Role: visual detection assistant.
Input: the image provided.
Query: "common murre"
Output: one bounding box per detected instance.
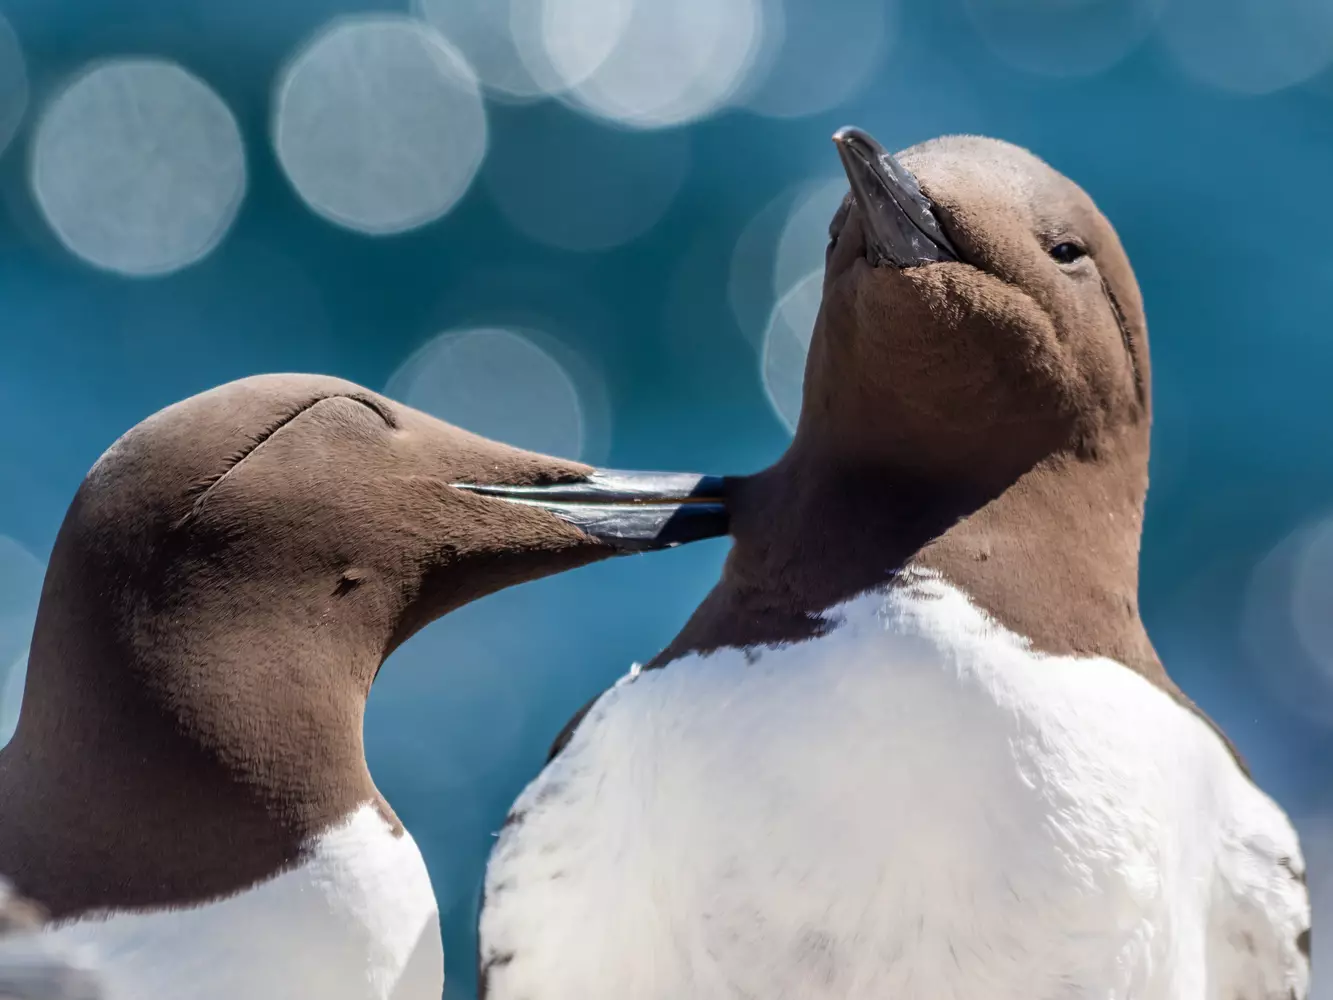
[0,373,728,999]
[476,130,1313,1000]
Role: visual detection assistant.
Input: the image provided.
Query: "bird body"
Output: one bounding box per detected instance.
[483,572,1307,1000]
[476,130,1311,1000]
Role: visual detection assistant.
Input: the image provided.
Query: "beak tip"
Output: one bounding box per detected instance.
[829,124,959,268]
[832,125,880,154]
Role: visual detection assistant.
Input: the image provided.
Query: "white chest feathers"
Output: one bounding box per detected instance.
[481,573,1310,1000]
[41,804,443,1000]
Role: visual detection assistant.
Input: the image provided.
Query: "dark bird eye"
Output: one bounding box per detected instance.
[1049,241,1087,264]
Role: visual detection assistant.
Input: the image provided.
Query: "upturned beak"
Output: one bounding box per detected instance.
[833,126,959,267]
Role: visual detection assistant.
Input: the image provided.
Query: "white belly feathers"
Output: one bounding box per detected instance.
[40,803,443,1000]
[480,571,1307,1000]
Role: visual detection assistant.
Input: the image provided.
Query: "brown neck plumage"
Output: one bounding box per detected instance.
[0,548,384,920]
[650,425,1159,682]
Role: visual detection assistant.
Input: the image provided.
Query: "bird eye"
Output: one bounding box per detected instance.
[1049,241,1087,265]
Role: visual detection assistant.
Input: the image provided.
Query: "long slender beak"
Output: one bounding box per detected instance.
[453,470,728,552]
[832,126,959,268]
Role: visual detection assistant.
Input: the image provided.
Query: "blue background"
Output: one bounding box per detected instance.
[1,0,1331,995]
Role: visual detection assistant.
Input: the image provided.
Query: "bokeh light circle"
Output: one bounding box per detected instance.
[1291,518,1333,681]
[0,536,44,747]
[413,0,622,102]
[1159,0,1333,95]
[511,0,635,100]
[484,111,690,251]
[964,0,1161,78]
[761,268,822,432]
[0,12,28,160]
[0,653,26,747]
[30,59,246,277]
[414,0,548,101]
[773,176,845,297]
[552,0,765,129]
[742,0,895,118]
[1241,518,1333,725]
[274,16,487,235]
[728,184,805,345]
[386,327,589,460]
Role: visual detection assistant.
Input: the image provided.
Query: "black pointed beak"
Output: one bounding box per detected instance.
[832,126,959,268]
[453,471,728,552]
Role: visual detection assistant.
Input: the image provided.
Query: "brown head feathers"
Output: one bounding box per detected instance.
[0,373,726,919]
[652,132,1219,745]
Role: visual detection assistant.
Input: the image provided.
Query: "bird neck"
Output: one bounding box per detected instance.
[0,595,387,920]
[652,429,1161,680]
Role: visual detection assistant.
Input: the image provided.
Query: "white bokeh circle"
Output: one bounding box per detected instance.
[0,536,44,747]
[274,16,488,235]
[518,0,636,100]
[1291,518,1333,681]
[551,0,766,129]
[415,0,550,101]
[386,326,591,460]
[0,652,26,747]
[1241,518,1333,726]
[1159,0,1333,95]
[761,268,822,432]
[31,59,246,276]
[728,184,805,345]
[773,176,846,299]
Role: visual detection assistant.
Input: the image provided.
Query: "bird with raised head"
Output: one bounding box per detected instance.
[476,130,1312,1000]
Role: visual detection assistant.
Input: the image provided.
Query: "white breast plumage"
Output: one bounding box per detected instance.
[40,803,443,1000]
[480,571,1310,1000]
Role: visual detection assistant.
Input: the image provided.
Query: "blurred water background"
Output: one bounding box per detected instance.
[0,0,1331,994]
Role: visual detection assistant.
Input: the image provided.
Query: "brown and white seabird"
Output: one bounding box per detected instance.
[477,130,1313,1000]
[0,373,728,999]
